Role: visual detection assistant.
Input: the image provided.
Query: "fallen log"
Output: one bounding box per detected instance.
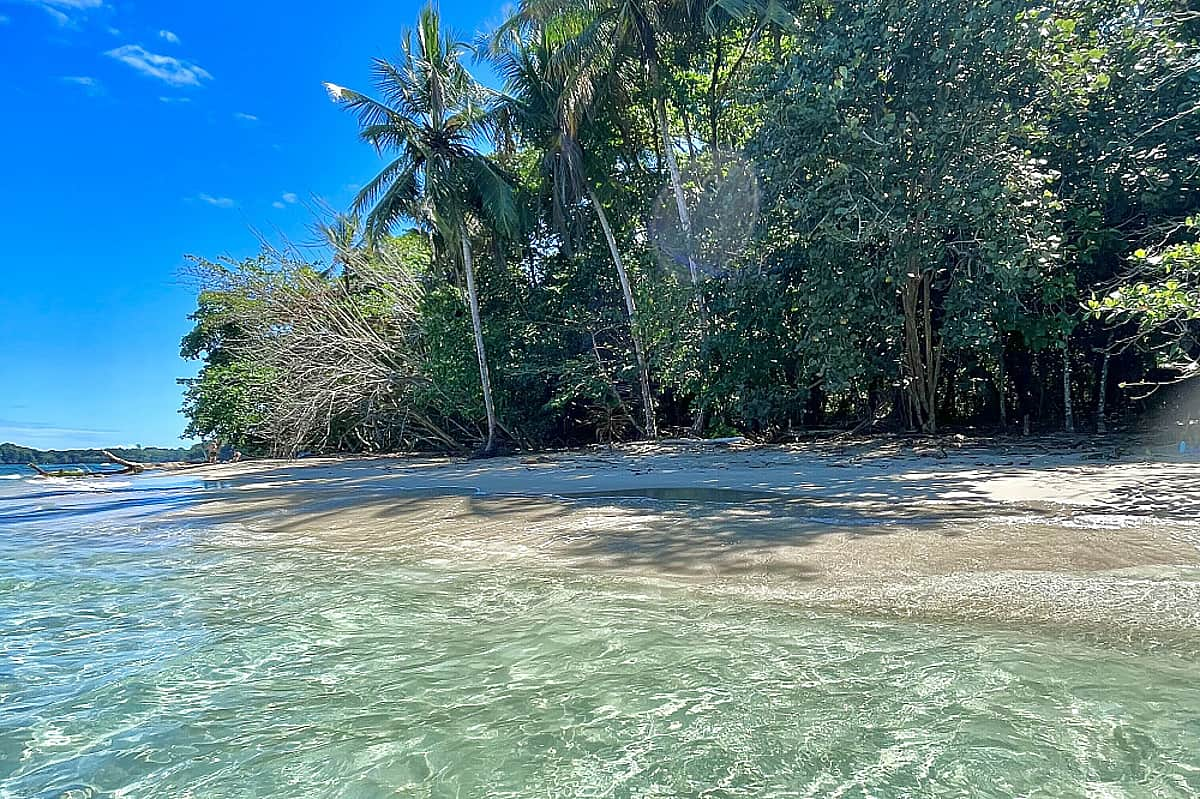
[27,450,147,479]
[102,450,146,474]
[27,463,127,478]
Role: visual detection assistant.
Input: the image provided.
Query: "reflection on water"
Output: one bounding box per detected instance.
[2,518,1199,798]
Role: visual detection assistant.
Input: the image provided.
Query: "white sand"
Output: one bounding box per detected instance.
[174,440,1200,633]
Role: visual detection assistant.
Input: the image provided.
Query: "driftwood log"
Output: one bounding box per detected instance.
[101,450,146,474]
[27,450,146,478]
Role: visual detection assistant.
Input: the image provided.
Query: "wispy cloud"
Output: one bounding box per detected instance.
[25,0,104,27]
[158,28,179,44]
[61,75,104,96]
[105,44,211,87]
[159,95,191,104]
[0,14,10,24]
[272,192,298,210]
[233,112,258,122]
[196,193,235,208]
[42,5,70,25]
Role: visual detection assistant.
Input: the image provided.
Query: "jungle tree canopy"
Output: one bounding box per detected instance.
[181,0,1200,453]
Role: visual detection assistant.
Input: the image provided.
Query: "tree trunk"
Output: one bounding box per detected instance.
[103,450,146,474]
[461,231,499,454]
[680,103,698,160]
[1096,338,1112,434]
[653,90,711,434]
[997,348,1008,431]
[1062,339,1075,434]
[901,269,941,434]
[708,36,723,155]
[655,94,698,284]
[590,187,657,439]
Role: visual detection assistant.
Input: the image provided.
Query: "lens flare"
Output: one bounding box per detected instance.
[649,154,761,283]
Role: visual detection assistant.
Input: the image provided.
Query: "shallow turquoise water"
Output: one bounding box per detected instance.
[2,515,1199,798]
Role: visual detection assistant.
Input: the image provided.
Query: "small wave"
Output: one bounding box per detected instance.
[29,477,131,492]
[0,474,22,480]
[989,512,1200,530]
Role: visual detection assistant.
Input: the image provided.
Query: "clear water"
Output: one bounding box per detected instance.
[2,497,1200,797]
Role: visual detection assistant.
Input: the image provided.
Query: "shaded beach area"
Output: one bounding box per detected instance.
[145,439,1200,636]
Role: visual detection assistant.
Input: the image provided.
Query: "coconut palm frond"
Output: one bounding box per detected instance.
[358,161,422,242]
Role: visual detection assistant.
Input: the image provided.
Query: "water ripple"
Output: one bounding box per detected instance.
[1,522,1198,797]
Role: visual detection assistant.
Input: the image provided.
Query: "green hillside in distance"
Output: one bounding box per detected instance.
[0,442,206,465]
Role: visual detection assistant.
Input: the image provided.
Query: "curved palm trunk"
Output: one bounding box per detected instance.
[589,187,656,438]
[460,231,499,454]
[655,95,699,284]
[654,91,709,435]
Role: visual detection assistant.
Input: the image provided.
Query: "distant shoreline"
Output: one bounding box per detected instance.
[0,442,204,466]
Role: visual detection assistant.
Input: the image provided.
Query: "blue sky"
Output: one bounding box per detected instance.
[0,0,503,449]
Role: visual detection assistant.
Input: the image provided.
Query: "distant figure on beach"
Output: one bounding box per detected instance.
[205,441,219,463]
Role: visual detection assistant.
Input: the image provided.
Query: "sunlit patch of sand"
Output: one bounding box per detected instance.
[167,443,1200,634]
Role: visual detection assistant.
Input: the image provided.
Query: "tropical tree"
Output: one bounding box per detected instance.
[325,4,518,455]
[504,0,708,283]
[748,0,1067,434]
[1089,225,1200,391]
[491,26,658,437]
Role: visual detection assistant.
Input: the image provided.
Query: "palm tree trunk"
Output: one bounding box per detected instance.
[654,90,708,434]
[460,231,499,454]
[655,95,698,284]
[589,187,656,438]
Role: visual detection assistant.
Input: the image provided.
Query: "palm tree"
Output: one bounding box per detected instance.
[491,27,658,438]
[325,5,517,455]
[504,0,704,284]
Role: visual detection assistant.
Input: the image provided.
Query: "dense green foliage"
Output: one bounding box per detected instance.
[0,443,205,465]
[182,0,1200,453]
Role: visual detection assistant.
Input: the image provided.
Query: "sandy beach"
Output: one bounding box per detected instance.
[159,438,1200,635]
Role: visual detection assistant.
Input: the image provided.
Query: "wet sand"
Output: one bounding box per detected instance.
[167,440,1200,634]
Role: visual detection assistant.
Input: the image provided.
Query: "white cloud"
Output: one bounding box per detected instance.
[105,45,212,87]
[272,201,286,210]
[233,112,258,122]
[3,0,103,27]
[281,192,298,204]
[28,0,104,27]
[42,5,70,25]
[196,193,234,208]
[61,75,104,96]
[159,95,191,104]
[158,29,180,44]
